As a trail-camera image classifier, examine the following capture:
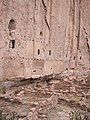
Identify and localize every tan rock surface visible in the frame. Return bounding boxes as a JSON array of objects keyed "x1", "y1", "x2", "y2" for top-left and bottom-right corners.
[{"x1": 0, "y1": 0, "x2": 89, "y2": 80}]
